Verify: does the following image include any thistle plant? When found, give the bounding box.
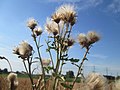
[13,4,100,90]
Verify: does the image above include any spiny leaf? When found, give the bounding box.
[39,45,43,48]
[61,83,73,89]
[83,58,88,61]
[71,62,79,68]
[47,66,54,70]
[62,62,66,65]
[47,41,51,44]
[69,58,79,62]
[46,48,50,52]
[49,46,56,50]
[57,75,65,81]
[61,54,68,58]
[44,66,53,74]
[31,61,39,64]
[61,57,68,61]
[34,57,40,59]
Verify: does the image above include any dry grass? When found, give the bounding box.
[0,76,32,90]
[0,76,117,90]
[0,76,79,90]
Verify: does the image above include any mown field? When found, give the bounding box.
[0,73,116,90]
[0,74,81,90]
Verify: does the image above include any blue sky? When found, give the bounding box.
[0,0,120,76]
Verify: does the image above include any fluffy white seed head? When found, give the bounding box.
[13,47,19,55]
[33,26,42,36]
[78,31,100,48]
[87,31,100,44]
[27,18,37,29]
[7,73,18,89]
[78,33,88,47]
[51,11,61,23]
[13,41,33,59]
[85,73,108,90]
[56,4,77,24]
[45,18,59,35]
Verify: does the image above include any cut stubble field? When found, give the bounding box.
[0,75,80,90]
[0,75,115,90]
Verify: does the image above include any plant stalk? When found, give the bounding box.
[72,48,89,88]
[33,36,46,90]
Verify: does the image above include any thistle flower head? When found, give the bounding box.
[42,58,51,67]
[7,73,18,89]
[45,18,59,35]
[78,31,100,48]
[51,12,61,23]
[33,26,42,36]
[85,73,107,90]
[78,33,88,48]
[56,4,77,24]
[87,31,100,45]
[13,47,19,55]
[13,41,33,59]
[61,38,75,52]
[27,18,37,29]
[64,38,75,47]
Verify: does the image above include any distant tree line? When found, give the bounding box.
[0,68,8,74]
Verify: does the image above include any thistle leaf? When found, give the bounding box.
[61,83,73,89]
[69,58,79,62]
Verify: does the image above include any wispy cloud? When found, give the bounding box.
[107,0,120,13]
[48,0,80,3]
[40,0,103,10]
[77,0,103,10]
[88,54,108,59]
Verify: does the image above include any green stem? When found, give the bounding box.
[5,58,12,72]
[33,36,46,90]
[0,56,12,72]
[53,24,61,90]
[55,24,60,73]
[23,61,34,90]
[72,48,89,88]
[67,25,72,38]
[59,60,64,75]
[45,40,54,69]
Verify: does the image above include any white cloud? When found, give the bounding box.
[48,0,80,3]
[88,54,108,59]
[107,0,120,13]
[77,0,103,10]
[40,0,103,10]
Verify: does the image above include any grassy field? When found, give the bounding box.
[0,73,115,90]
[0,73,81,90]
